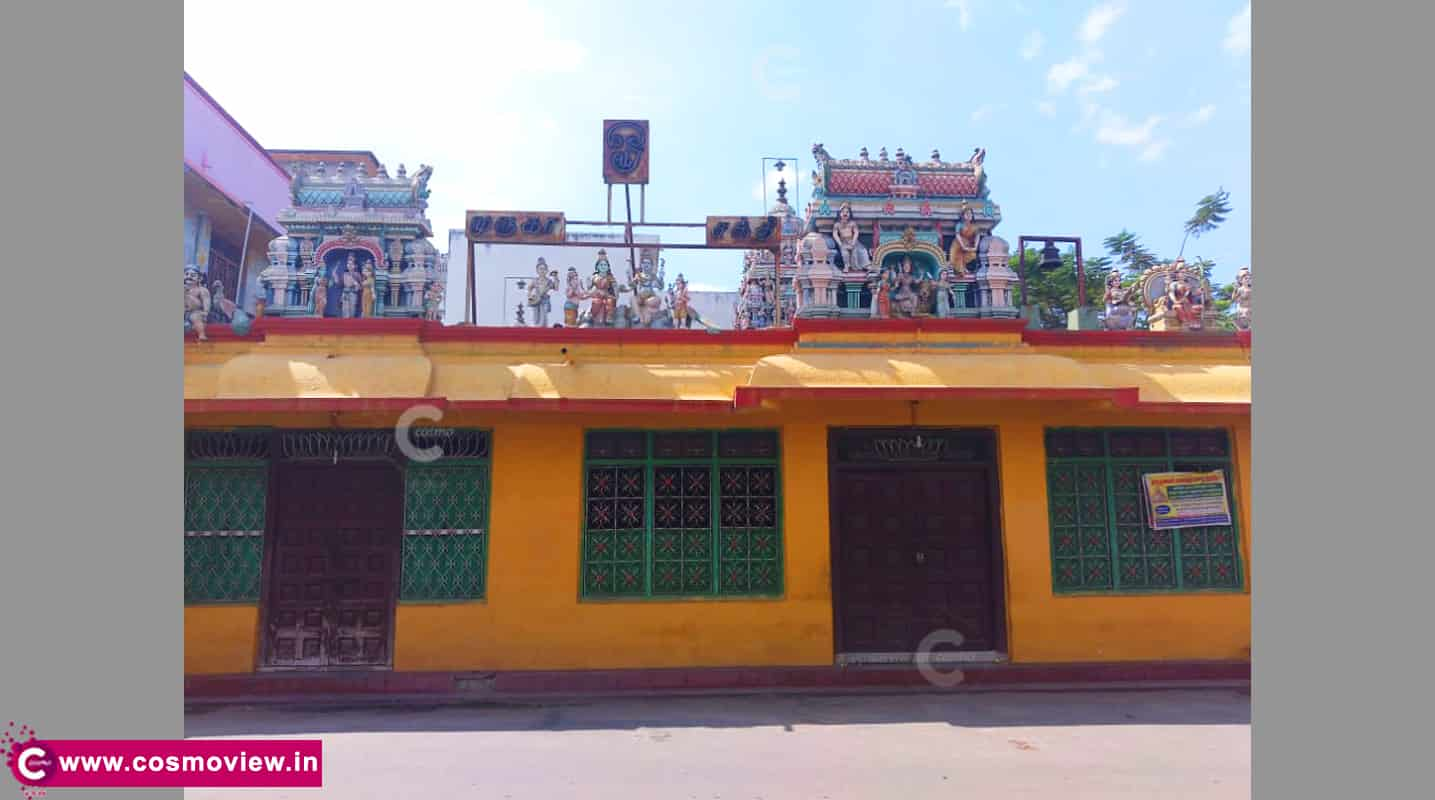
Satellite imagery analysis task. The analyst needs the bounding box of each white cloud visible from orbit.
[1095,111,1164,147]
[1048,56,1092,93]
[971,104,995,123]
[947,0,973,31]
[1180,104,1217,126]
[1224,3,1251,54]
[1078,75,1119,95]
[1020,30,1045,60]
[1139,140,1171,162]
[1079,3,1125,44]
[1036,101,1058,117]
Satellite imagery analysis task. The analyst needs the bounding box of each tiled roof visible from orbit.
[827,169,980,197]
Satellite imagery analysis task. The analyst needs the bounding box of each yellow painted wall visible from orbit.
[184,605,258,674]
[182,400,1250,674]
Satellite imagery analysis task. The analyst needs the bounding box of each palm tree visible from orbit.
[1102,230,1158,274]
[1179,188,1232,259]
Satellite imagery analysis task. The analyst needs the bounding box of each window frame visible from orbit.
[398,430,493,604]
[1045,427,1246,596]
[579,428,785,601]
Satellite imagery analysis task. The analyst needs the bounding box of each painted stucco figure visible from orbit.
[1101,272,1136,330]
[338,255,361,318]
[1232,266,1251,331]
[564,267,584,327]
[890,257,922,318]
[526,258,555,327]
[185,268,212,341]
[1150,265,1204,331]
[587,249,619,327]
[948,203,982,275]
[833,202,870,272]
[361,264,376,318]
[671,273,692,329]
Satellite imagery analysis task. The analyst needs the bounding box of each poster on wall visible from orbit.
[1142,471,1233,530]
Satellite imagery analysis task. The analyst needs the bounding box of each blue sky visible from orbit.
[184,0,1250,292]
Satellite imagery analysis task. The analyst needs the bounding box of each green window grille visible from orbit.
[400,430,492,602]
[1046,428,1243,594]
[183,460,268,604]
[582,430,783,599]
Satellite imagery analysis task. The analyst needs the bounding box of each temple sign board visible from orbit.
[603,120,650,185]
[466,210,567,245]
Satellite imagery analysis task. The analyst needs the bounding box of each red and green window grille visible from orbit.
[1045,427,1244,594]
[183,430,271,604]
[400,429,492,602]
[582,430,783,599]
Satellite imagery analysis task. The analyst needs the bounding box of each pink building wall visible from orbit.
[182,74,291,232]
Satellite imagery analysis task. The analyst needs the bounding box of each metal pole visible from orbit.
[623,184,638,281]
[236,202,255,308]
[465,240,476,325]
[1074,238,1086,308]
[640,185,646,224]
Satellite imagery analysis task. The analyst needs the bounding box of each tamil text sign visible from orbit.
[705,216,782,249]
[1142,471,1233,530]
[466,210,566,244]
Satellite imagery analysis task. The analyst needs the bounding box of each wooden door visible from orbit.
[833,467,996,654]
[263,462,402,669]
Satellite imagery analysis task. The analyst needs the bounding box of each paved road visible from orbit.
[185,689,1250,799]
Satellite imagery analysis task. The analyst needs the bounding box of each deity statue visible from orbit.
[339,254,361,318]
[587,249,619,327]
[360,264,376,318]
[208,280,235,324]
[1232,266,1252,331]
[948,203,983,275]
[872,265,893,319]
[526,258,555,327]
[1101,272,1136,330]
[563,267,585,326]
[312,275,328,317]
[890,257,922,318]
[629,255,665,327]
[832,202,870,272]
[671,273,692,329]
[1149,266,1204,331]
[184,268,212,341]
[423,282,444,321]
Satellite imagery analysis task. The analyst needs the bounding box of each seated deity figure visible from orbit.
[564,267,585,327]
[587,249,619,327]
[832,202,870,271]
[889,257,922,317]
[526,258,555,327]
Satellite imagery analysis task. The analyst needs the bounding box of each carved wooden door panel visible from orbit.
[264,462,401,669]
[833,468,996,654]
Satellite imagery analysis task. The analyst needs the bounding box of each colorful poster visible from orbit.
[1142,471,1233,530]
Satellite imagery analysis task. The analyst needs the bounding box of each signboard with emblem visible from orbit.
[705,215,782,249]
[465,210,567,244]
[602,119,650,185]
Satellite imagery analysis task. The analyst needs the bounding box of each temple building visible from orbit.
[183,137,1251,694]
[255,157,446,320]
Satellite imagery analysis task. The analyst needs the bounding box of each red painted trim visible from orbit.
[420,324,798,346]
[184,324,265,341]
[183,161,282,238]
[793,317,1029,335]
[313,237,387,268]
[734,386,1139,409]
[249,318,430,336]
[1134,402,1251,415]
[183,72,294,183]
[1022,329,1249,348]
[185,397,448,414]
[453,399,734,414]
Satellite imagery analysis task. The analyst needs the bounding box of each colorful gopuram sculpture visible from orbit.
[258,160,445,318]
[737,143,1019,327]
